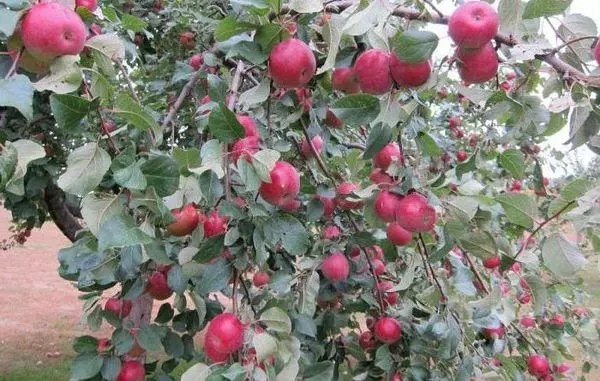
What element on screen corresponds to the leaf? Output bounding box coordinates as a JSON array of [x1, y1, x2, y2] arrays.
[[113, 160, 147, 190], [50, 94, 92, 130], [260, 307, 292, 333], [113, 93, 159, 131], [522, 0, 573, 19], [304, 361, 334, 381], [137, 325, 164, 352], [100, 357, 121, 381], [363, 124, 392, 160], [195, 259, 232, 295], [71, 353, 103, 380], [33, 55, 82, 94], [458, 230, 497, 260], [239, 78, 270, 107], [253, 332, 277, 362], [231, 0, 270, 8], [140, 155, 180, 197], [198, 170, 223, 205], [498, 149, 525, 179], [97, 214, 153, 251], [331, 94, 380, 126], [58, 142, 111, 196], [542, 234, 587, 278], [390, 30, 439, 63], [251, 149, 280, 182], [455, 152, 477, 180], [561, 178, 592, 201], [120, 13, 147, 32], [416, 132, 443, 157], [163, 331, 184, 358], [0, 143, 17, 191], [343, 0, 390, 36], [181, 363, 211, 381], [0, 7, 21, 38], [214, 16, 256, 42], [0, 74, 33, 120], [255, 23, 289, 52], [498, 0, 522, 35], [85, 33, 125, 61], [81, 192, 121, 236], [316, 15, 344, 75], [299, 271, 319, 316], [290, 0, 322, 13], [263, 216, 310, 255], [3, 139, 45, 196], [188, 139, 224, 179], [496, 193, 537, 229], [208, 103, 245, 143]]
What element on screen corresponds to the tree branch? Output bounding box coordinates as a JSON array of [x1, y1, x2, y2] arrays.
[[43, 183, 83, 242], [417, 233, 446, 301], [160, 68, 203, 132]]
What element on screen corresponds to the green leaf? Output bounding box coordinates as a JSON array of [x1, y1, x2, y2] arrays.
[[304, 361, 334, 381], [522, 0, 572, 19], [114, 93, 159, 131], [58, 142, 111, 196], [542, 234, 587, 278], [214, 16, 256, 41], [73, 336, 99, 354], [167, 265, 189, 294], [140, 155, 180, 197], [121, 13, 148, 32], [238, 78, 270, 107], [364, 124, 392, 160], [331, 94, 380, 126], [137, 325, 164, 352], [163, 331, 184, 358], [50, 94, 92, 130], [97, 214, 153, 251], [181, 363, 211, 381], [81, 192, 121, 236], [3, 139, 45, 196], [290, 0, 323, 13], [255, 23, 289, 52], [71, 353, 103, 380], [498, 0, 522, 35], [455, 152, 477, 180], [113, 160, 147, 190], [195, 259, 232, 295], [561, 178, 592, 201], [374, 345, 392, 372], [0, 143, 17, 191], [0, 74, 33, 120], [198, 170, 224, 205], [496, 193, 537, 229], [299, 271, 319, 316], [498, 149, 525, 179], [100, 357, 121, 381], [208, 103, 245, 143], [263, 216, 310, 255], [260, 307, 292, 333], [251, 149, 280, 182], [189, 139, 224, 179], [231, 0, 270, 8], [0, 7, 22, 39], [316, 15, 344, 75], [253, 332, 277, 362], [33, 55, 82, 94], [390, 30, 439, 63], [416, 132, 443, 157], [85, 33, 125, 61], [458, 230, 497, 260]]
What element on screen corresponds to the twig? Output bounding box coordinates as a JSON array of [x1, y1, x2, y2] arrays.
[[160, 68, 203, 131], [4, 48, 22, 79], [417, 233, 446, 300], [551, 35, 598, 54], [462, 250, 490, 294], [232, 269, 238, 316], [115, 59, 141, 104], [228, 60, 245, 111], [299, 118, 338, 184], [364, 249, 387, 313], [510, 322, 539, 353], [97, 110, 120, 154], [545, 17, 591, 74], [420, 0, 443, 19], [239, 272, 258, 317], [341, 142, 365, 150]]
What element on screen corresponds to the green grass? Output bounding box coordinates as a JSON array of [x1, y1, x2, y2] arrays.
[[0, 359, 71, 381]]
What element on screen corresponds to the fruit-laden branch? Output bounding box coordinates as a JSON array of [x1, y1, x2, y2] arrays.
[[43, 183, 83, 242]]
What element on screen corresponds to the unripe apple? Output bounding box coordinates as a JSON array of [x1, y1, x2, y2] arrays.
[[373, 142, 402, 170], [528, 354, 550, 378], [315, 194, 335, 219], [76, 0, 98, 11], [359, 331, 377, 350], [269, 38, 316, 88], [259, 161, 300, 205], [389, 55, 431, 87], [456, 43, 499, 84], [372, 259, 385, 276], [374, 190, 403, 222], [354, 49, 393, 94], [325, 109, 344, 128], [449, 116, 462, 129], [179, 31, 195, 49], [483, 325, 505, 340], [520, 315, 536, 328], [482, 255, 501, 269], [374, 317, 402, 343], [117, 360, 145, 381], [369, 168, 394, 186], [594, 40, 600, 65], [395, 193, 437, 232], [253, 271, 270, 287], [321, 252, 350, 282], [167, 203, 200, 236], [21, 2, 87, 61], [205, 313, 244, 359], [236, 114, 259, 138], [332, 67, 360, 93], [189, 53, 204, 71], [301, 135, 324, 158], [146, 271, 173, 300], [104, 298, 132, 318], [448, 1, 499, 49], [322, 224, 341, 240], [456, 150, 468, 162], [387, 222, 413, 246], [230, 136, 260, 163], [335, 182, 363, 210]]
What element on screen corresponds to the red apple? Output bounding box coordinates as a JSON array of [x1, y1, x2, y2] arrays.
[[316, 194, 335, 219], [500, 81, 511, 92], [506, 71, 517, 80], [332, 67, 361, 93], [483, 325, 505, 340], [509, 180, 522, 192], [236, 114, 259, 138], [205, 313, 244, 359], [104, 298, 132, 319], [374, 190, 403, 222], [269, 38, 316, 88], [448, 1, 498, 48], [230, 136, 260, 163], [167, 203, 200, 236], [528, 354, 550, 378], [517, 291, 531, 304], [392, 372, 403, 381], [295, 87, 313, 113], [374, 317, 402, 344], [387, 222, 413, 246], [372, 259, 385, 276], [520, 315, 536, 328], [456, 42, 499, 84], [368, 245, 384, 261], [325, 109, 344, 128], [301, 135, 324, 158], [373, 142, 402, 170], [483, 255, 501, 269], [553, 363, 571, 374], [117, 360, 145, 381], [594, 42, 600, 65], [456, 150, 468, 162], [349, 245, 361, 259], [189, 53, 204, 71], [76, 0, 98, 11], [359, 331, 377, 350], [369, 169, 394, 186], [321, 252, 350, 282], [253, 271, 270, 287], [21, 2, 86, 61], [101, 120, 116, 135], [179, 31, 195, 49], [259, 161, 300, 205], [389, 55, 431, 87], [549, 314, 565, 327], [204, 333, 230, 362], [395, 193, 436, 232], [354, 49, 393, 94], [449, 116, 462, 129], [335, 182, 363, 210], [97, 338, 111, 353], [146, 271, 173, 300], [279, 197, 301, 213], [203, 210, 228, 238], [322, 224, 341, 240]]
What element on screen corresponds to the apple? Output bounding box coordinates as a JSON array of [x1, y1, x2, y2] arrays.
[[278, 197, 301, 213], [315, 194, 335, 219], [392, 372, 403, 381], [553, 363, 571, 374], [483, 325, 505, 340], [189, 53, 204, 71], [373, 142, 402, 170], [322, 224, 341, 240], [205, 313, 244, 360], [500, 81, 511, 92], [269, 38, 316, 88], [204, 333, 230, 362], [253, 271, 269, 287], [594, 40, 600, 65], [349, 245, 361, 259], [506, 71, 517, 80], [359, 331, 377, 350], [89, 24, 102, 36], [509, 180, 522, 192], [325, 109, 344, 128], [374, 190, 403, 222], [301, 135, 324, 158], [372, 259, 385, 276], [449, 116, 462, 129], [259, 161, 300, 205], [387, 222, 413, 246], [101, 120, 116, 135], [452, 127, 465, 139], [354, 49, 393, 94], [395, 193, 437, 232], [76, 0, 97, 12], [439, 87, 447, 98], [520, 315, 536, 328], [156, 263, 172, 274], [104, 298, 132, 318], [146, 271, 173, 300], [456, 150, 468, 162], [230, 136, 260, 163], [374, 317, 402, 344], [517, 291, 531, 304], [179, 31, 195, 49], [167, 203, 199, 236], [377, 280, 399, 306], [528, 354, 550, 378], [117, 360, 145, 381], [389, 55, 431, 87], [448, 1, 499, 48], [96, 338, 111, 353], [369, 168, 394, 186], [368, 245, 384, 260], [482, 255, 501, 269], [335, 182, 363, 210], [456, 42, 499, 84], [549, 314, 565, 327], [321, 252, 350, 282], [20, 2, 86, 61], [152, 0, 162, 12], [203, 210, 228, 238], [332, 67, 360, 93], [295, 87, 313, 113], [236, 114, 259, 138]]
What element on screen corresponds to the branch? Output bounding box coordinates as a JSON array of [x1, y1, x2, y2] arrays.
[[4, 48, 22, 79], [462, 250, 490, 294], [160, 69, 203, 131], [420, 0, 443, 19], [115, 59, 141, 104], [417, 233, 447, 301], [43, 183, 83, 242], [239, 272, 259, 317], [227, 60, 245, 111], [341, 142, 365, 150], [551, 35, 598, 54], [299, 118, 338, 184]]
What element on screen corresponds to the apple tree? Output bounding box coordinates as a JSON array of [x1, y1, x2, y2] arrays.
[[1, 0, 600, 380]]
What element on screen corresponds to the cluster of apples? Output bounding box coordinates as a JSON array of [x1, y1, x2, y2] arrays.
[[203, 312, 245, 362], [167, 203, 228, 238]]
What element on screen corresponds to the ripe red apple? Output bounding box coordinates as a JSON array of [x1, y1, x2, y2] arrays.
[[456, 150, 468, 162], [553, 363, 571, 374], [506, 71, 517, 80], [204, 333, 230, 362], [349, 245, 361, 259], [395, 193, 437, 232], [259, 161, 300, 205], [594, 42, 600, 65], [322, 224, 341, 240], [104, 298, 132, 318], [387, 222, 413, 246], [482, 255, 501, 269], [21, 2, 86, 61], [279, 197, 300, 213], [448, 1, 499, 49], [236, 114, 259, 138], [528, 354, 550, 378], [520, 315, 536, 328], [392, 372, 403, 381], [368, 245, 384, 261], [269, 38, 316, 88], [359, 331, 377, 350], [301, 135, 324, 158], [335, 182, 363, 210], [374, 317, 402, 344], [509, 180, 522, 192], [117, 360, 145, 381], [517, 291, 531, 304], [179, 31, 195, 49], [389, 55, 431, 87], [253, 271, 270, 287], [456, 43, 499, 84], [332, 67, 361, 93], [321, 252, 350, 282], [374, 190, 403, 222], [325, 109, 344, 128], [96, 338, 111, 353], [354, 49, 393, 94], [373, 142, 402, 170], [230, 136, 260, 163], [189, 53, 204, 71], [203, 210, 228, 238], [76, 0, 98, 11], [167, 203, 200, 236], [449, 116, 462, 129], [500, 81, 511, 92], [146, 271, 173, 300], [372, 259, 385, 276], [483, 325, 505, 340], [438, 87, 447, 98], [101, 120, 116, 135], [295, 87, 313, 113], [204, 313, 244, 360], [549, 314, 565, 327], [315, 194, 335, 219], [369, 169, 394, 186]]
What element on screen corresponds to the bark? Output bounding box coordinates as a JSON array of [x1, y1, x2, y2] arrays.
[[43, 183, 83, 242]]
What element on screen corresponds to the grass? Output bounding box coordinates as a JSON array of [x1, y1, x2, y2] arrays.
[[0, 359, 71, 381]]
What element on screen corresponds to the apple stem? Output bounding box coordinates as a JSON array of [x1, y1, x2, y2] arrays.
[[4, 47, 22, 80]]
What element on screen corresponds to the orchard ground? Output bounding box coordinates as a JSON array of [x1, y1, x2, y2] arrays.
[[0, 206, 597, 380]]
